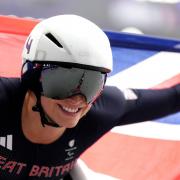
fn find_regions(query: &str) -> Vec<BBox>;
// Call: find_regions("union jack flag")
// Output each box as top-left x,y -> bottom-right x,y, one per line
81,31 -> 180,180
0,15 -> 180,180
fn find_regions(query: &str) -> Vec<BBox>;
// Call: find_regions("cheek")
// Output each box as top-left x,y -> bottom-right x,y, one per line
41,96 -> 55,112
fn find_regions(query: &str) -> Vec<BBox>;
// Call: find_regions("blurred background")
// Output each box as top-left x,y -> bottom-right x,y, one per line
0,0 -> 180,39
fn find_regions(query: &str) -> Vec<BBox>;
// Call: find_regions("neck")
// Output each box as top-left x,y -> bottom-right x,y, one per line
21,91 -> 66,144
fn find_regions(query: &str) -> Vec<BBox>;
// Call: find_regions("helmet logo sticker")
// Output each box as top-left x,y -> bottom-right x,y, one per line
26,37 -> 33,54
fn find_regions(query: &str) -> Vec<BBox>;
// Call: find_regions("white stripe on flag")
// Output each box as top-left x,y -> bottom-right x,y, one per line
111,121 -> 180,140
107,51 -> 180,89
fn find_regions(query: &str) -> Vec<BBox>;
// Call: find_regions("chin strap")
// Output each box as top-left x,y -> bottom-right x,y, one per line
22,62 -> 60,128
32,96 -> 60,128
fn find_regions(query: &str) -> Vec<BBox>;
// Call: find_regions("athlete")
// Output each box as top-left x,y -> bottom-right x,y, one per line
0,14 -> 179,180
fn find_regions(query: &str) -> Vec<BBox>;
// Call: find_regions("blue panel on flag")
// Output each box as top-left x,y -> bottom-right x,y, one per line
156,113 -> 180,124
109,47 -> 157,76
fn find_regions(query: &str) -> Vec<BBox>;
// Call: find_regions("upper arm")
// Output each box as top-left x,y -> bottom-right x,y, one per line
93,85 -> 180,126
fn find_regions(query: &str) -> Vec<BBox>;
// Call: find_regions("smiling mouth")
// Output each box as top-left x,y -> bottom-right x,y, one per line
58,105 -> 81,114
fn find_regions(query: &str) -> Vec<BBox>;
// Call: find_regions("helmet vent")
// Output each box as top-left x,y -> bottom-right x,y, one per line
45,33 -> 63,48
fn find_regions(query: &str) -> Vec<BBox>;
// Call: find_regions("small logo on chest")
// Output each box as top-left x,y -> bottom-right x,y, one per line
65,139 -> 77,161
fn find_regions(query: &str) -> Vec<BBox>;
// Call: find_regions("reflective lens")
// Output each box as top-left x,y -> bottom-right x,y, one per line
40,65 -> 106,103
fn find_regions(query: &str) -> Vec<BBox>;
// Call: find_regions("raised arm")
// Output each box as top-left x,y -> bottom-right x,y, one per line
120,84 -> 180,125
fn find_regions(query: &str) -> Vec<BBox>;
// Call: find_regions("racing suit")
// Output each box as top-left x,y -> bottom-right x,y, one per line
0,77 -> 179,179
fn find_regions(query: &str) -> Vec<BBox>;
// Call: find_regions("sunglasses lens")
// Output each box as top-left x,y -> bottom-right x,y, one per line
41,66 -> 106,103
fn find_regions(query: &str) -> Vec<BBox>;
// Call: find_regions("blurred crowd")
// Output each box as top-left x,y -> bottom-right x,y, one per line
0,0 -> 180,39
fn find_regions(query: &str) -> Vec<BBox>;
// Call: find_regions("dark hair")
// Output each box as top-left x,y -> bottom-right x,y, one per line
21,61 -> 43,97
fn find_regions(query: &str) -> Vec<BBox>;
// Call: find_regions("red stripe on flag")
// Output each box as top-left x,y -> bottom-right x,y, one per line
153,74 -> 180,89
0,16 -> 38,35
81,132 -> 180,180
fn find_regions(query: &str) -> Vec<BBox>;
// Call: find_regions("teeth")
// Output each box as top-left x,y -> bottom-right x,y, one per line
62,106 -> 79,113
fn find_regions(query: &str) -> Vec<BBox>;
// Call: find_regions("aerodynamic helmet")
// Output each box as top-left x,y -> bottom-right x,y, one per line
22,14 -> 113,73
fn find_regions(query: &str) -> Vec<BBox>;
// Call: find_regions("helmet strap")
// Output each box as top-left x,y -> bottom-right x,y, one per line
22,62 -> 60,128
32,95 -> 60,128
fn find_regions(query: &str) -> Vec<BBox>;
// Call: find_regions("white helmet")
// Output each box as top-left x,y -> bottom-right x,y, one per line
22,14 -> 113,73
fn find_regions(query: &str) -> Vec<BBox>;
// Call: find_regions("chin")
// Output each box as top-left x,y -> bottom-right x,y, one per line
67,123 -> 78,129
65,121 -> 79,128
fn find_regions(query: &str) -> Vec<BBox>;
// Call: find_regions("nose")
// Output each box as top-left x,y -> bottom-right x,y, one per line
67,94 -> 86,105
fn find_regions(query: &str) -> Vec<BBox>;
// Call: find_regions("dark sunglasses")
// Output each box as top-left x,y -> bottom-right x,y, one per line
40,65 -> 106,103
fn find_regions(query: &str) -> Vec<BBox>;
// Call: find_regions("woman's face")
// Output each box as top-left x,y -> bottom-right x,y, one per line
41,95 -> 92,128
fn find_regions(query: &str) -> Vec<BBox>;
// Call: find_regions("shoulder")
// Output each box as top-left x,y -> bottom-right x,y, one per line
0,77 -> 21,89
0,77 -> 23,126
0,77 -> 22,106
89,86 -> 127,119
98,85 -> 137,105
101,86 -> 124,100
90,86 -> 138,118
102,86 -> 138,101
